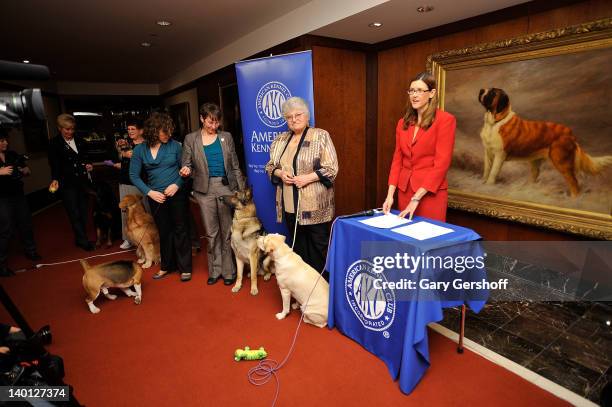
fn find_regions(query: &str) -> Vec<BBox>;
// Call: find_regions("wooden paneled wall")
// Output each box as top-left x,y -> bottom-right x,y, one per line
312,46 -> 367,216
376,0 -> 612,240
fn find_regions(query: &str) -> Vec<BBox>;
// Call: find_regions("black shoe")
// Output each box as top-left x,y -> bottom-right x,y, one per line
25,252 -> 42,261
0,267 -> 15,277
77,242 -> 95,251
223,277 -> 235,286
207,276 -> 220,285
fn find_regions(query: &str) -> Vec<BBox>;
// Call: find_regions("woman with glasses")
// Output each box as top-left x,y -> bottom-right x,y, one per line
180,103 -> 245,285
130,112 -> 192,281
265,96 -> 338,275
382,71 -> 456,222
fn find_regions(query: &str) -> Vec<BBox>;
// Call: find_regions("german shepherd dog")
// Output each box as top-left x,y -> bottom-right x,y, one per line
219,187 -> 272,296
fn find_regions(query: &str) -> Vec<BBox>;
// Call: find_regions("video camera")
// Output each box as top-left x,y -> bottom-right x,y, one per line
0,60 -> 49,126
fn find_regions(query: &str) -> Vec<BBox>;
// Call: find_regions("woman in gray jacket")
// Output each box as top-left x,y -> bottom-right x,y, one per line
180,103 -> 245,285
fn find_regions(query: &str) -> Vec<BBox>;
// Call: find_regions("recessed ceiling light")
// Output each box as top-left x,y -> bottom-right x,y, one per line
368,22 -> 383,28
22,60 -> 30,64
417,5 -> 434,13
156,20 -> 171,26
141,42 -> 152,47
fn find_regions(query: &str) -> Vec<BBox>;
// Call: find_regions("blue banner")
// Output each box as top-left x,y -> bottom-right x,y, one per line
235,51 -> 315,235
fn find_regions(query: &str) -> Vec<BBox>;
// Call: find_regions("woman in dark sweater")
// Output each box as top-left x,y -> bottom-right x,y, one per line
129,113 -> 192,281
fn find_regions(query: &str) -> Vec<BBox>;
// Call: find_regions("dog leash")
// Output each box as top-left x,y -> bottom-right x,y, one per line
246,215 -> 337,407
19,195 -> 164,273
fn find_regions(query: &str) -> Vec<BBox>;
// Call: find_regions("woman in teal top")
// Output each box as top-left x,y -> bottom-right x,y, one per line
130,112 -> 192,281
180,103 -> 245,286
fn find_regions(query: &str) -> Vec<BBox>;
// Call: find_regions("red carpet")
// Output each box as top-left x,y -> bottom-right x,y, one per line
1,204 -> 568,406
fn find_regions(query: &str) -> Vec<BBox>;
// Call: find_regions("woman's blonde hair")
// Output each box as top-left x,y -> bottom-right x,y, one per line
402,72 -> 438,130
57,113 -> 76,129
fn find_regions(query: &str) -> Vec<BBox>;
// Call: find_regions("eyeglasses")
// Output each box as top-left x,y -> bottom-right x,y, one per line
285,112 -> 304,121
406,89 -> 431,96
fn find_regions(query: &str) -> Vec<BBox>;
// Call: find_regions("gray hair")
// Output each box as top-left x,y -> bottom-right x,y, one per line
281,97 -> 310,121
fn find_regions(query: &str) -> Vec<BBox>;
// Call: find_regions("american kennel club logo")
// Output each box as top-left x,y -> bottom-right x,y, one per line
255,81 -> 292,128
345,260 -> 396,334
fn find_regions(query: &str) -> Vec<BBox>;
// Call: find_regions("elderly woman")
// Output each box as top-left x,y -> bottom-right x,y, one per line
130,112 -> 192,281
265,97 -> 338,274
180,103 -> 245,285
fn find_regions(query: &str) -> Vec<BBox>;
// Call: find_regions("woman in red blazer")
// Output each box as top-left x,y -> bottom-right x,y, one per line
382,72 -> 456,222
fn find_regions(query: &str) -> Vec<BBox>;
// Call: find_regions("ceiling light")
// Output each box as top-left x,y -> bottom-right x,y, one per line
417,5 -> 434,13
156,20 -> 171,26
22,60 -> 30,64
73,112 -> 102,117
141,42 -> 152,47
368,22 -> 383,28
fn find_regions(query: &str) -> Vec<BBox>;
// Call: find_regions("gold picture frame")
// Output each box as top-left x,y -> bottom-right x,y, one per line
428,18 -> 612,239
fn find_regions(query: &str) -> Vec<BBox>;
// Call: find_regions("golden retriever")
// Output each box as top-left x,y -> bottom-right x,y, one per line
118,194 -> 160,268
257,233 -> 328,328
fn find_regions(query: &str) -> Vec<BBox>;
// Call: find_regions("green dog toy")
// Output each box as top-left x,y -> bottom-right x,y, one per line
234,346 -> 267,361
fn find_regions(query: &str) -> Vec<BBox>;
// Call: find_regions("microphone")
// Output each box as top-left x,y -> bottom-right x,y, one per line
338,209 -> 376,219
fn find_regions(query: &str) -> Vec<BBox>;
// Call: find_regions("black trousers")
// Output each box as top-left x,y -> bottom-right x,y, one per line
148,190 -> 192,274
284,212 -> 330,274
60,184 -> 90,246
0,194 -> 37,268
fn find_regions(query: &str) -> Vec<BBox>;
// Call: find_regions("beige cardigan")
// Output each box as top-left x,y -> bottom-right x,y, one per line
265,127 -> 338,225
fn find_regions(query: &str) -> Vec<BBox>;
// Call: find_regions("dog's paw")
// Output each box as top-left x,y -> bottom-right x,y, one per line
137,258 -> 145,264
263,273 -> 271,281
291,302 -> 300,310
231,284 -> 242,293
275,312 -> 287,320
123,289 -> 137,297
250,287 -> 259,296
105,294 -> 117,300
134,296 -> 141,305
88,306 -> 100,314
142,262 -> 152,268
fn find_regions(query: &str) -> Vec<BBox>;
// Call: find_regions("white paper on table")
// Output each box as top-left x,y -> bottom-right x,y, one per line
391,221 -> 454,240
359,213 -> 411,229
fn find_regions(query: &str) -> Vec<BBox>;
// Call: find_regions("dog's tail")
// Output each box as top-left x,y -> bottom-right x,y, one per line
80,259 -> 91,273
575,147 -> 612,175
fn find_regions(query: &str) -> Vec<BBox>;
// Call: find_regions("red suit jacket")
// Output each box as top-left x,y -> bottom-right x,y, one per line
388,109 -> 456,221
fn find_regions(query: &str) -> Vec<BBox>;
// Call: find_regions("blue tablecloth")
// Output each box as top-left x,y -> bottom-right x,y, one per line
327,214 -> 488,394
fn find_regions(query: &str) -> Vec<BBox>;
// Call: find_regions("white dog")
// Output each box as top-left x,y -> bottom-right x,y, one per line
257,234 -> 328,328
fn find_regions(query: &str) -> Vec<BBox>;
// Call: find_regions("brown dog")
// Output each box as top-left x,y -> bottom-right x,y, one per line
478,88 -> 612,197
81,259 -> 143,314
118,194 -> 160,268
257,234 -> 328,328
219,188 -> 272,295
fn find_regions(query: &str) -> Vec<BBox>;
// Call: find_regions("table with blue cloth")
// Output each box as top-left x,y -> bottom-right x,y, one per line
327,213 -> 489,394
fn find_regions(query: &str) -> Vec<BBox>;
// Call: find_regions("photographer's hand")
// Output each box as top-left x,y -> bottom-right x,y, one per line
0,346 -> 10,354
19,166 -> 31,176
0,166 -> 13,176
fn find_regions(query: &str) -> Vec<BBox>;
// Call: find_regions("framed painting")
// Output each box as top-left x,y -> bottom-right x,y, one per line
428,18 -> 612,239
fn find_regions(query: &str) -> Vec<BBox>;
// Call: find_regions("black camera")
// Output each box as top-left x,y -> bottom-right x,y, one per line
0,60 -> 49,126
10,153 -> 29,180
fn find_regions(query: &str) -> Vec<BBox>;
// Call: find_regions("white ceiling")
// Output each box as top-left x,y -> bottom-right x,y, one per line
312,0 -> 528,44
0,0 -> 529,92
